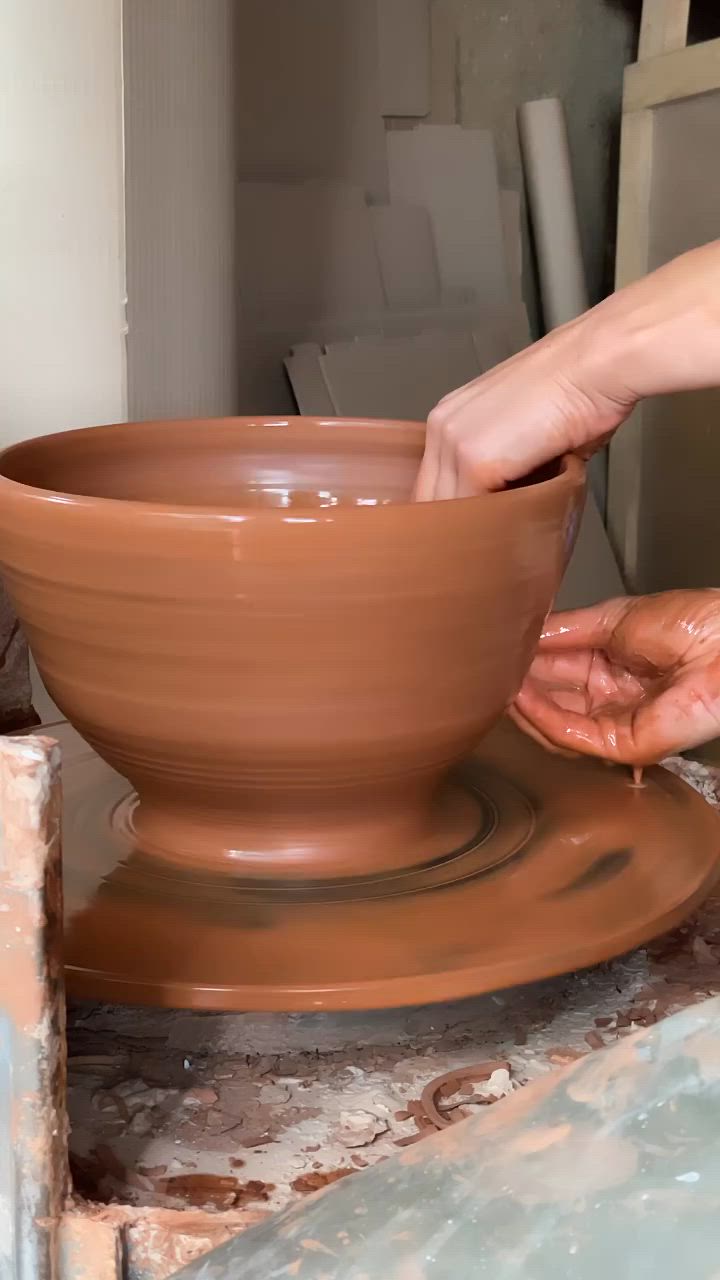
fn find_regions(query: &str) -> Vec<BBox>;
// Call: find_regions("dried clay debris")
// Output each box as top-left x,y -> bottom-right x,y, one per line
395,1061 -> 513,1146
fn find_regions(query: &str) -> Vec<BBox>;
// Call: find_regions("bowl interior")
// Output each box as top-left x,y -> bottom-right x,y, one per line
0,417 -> 429,511
0,417 -> 564,513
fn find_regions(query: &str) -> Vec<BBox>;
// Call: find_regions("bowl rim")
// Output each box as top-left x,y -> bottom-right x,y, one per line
0,415 -> 585,526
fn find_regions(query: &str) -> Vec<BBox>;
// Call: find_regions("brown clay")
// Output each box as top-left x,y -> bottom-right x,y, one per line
0,416 -> 582,881
48,717 -> 720,1009
1,416 -> 717,1013
419,1063 -> 511,1131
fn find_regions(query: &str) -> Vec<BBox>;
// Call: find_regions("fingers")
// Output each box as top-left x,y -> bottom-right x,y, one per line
415,399 -> 464,501
523,650 -> 594,687
507,702 -> 578,758
435,416 -> 459,500
422,387 -> 497,500
513,680 -> 627,760
538,599 -> 632,650
514,663 -> 720,765
413,418 -> 441,501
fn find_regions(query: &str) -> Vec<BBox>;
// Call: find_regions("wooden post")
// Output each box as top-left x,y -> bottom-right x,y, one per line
638,0 -> 690,61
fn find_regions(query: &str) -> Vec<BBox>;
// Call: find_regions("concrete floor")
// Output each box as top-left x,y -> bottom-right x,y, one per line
66,951 -> 652,1215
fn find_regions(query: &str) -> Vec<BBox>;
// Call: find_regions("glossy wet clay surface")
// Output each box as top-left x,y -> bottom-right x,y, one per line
0,416 -> 583,881
1,416 -> 716,1009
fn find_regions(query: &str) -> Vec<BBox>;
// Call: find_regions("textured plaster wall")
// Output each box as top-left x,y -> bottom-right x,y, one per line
430,0 -> 640,314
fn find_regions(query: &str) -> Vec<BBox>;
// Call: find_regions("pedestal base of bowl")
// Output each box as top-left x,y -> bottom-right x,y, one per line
126,776 -> 489,880
57,719 -> 720,1012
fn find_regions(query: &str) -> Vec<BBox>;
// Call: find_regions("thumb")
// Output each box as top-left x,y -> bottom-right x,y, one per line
539,598 -> 632,650
628,671 -> 720,763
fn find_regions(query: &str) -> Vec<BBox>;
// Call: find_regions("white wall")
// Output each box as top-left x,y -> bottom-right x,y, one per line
0,0 -> 127,720
0,0 -> 127,448
123,0 -> 240,420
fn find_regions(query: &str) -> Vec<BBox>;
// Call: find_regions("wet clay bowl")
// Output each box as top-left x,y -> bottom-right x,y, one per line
0,417 -> 584,879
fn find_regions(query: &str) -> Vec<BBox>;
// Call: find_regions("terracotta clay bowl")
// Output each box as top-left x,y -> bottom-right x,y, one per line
0,417 -> 584,879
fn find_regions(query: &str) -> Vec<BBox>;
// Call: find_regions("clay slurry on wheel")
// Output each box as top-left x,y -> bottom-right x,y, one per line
549,849 -> 634,898
57,718 -> 720,1011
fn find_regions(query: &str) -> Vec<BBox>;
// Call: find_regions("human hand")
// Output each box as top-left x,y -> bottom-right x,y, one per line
509,590 -> 720,765
415,240 -> 720,500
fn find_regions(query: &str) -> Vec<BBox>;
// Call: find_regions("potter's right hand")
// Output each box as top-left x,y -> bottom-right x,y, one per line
510,590 -> 720,765
416,240 -> 720,499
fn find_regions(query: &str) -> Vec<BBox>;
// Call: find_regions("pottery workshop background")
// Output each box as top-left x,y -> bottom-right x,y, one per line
4,0 -> 720,603
2,0 -> 638,448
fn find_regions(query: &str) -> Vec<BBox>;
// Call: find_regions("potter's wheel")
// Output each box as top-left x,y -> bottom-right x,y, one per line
57,719 -> 720,1011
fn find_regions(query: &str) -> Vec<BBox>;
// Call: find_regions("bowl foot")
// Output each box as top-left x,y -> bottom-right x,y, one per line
125,775 -> 490,880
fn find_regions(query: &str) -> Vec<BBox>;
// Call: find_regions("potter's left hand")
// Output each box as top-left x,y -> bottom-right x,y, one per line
509,590 -> 720,765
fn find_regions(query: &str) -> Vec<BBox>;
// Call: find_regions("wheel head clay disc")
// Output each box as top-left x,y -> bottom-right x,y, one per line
57,718 -> 720,1011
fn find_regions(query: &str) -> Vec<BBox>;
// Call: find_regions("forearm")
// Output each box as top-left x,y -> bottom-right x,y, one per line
573,240 -> 720,410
